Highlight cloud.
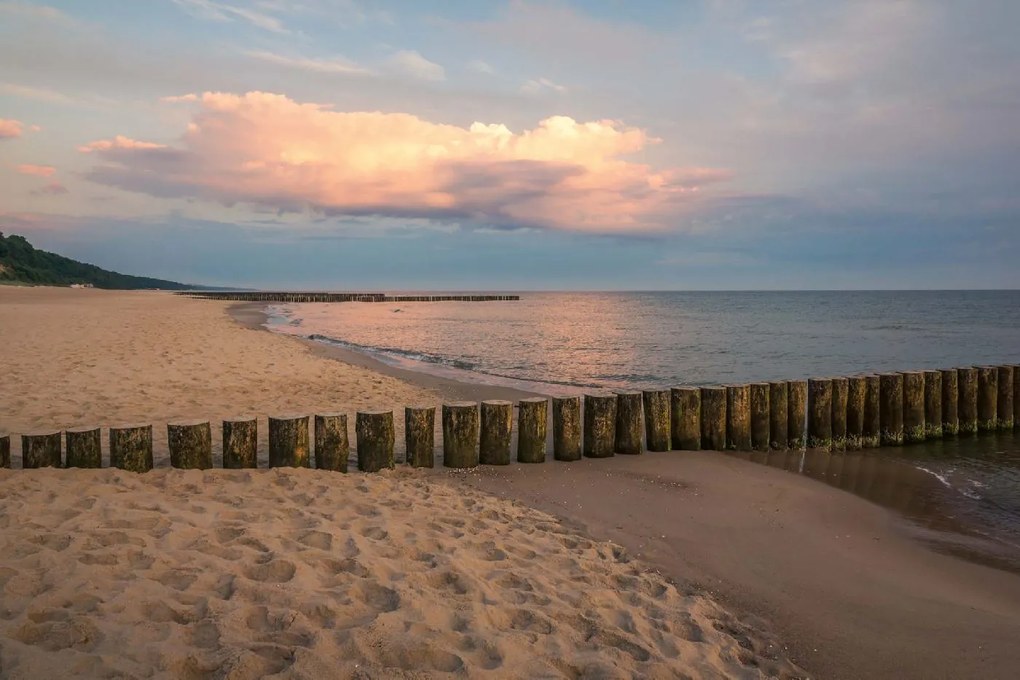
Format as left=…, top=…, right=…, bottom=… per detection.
left=0, top=118, right=24, bottom=139
left=520, top=77, right=566, bottom=95
left=171, top=0, right=288, bottom=33
left=386, top=50, right=445, bottom=82
left=17, top=164, right=56, bottom=177
left=31, top=182, right=68, bottom=195
left=467, top=59, right=494, bottom=75
left=0, top=1, right=69, bottom=22
left=80, top=91, right=730, bottom=233
left=244, top=50, right=371, bottom=76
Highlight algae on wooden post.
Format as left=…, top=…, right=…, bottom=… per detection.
left=442, top=402, right=479, bottom=468
left=768, top=382, right=788, bottom=450
left=901, top=372, right=926, bottom=444
left=750, top=383, right=770, bottom=451
left=615, top=391, right=644, bottom=454
left=671, top=387, right=701, bottom=450
left=552, top=396, right=582, bottom=461
left=110, top=424, right=153, bottom=472
left=846, top=377, right=866, bottom=451
left=957, top=367, right=979, bottom=434
left=787, top=380, right=807, bottom=450
left=726, top=385, right=752, bottom=451
left=517, top=398, right=548, bottom=463
left=66, top=426, right=102, bottom=468
left=479, top=400, right=513, bottom=465
left=976, top=366, right=998, bottom=431
left=700, top=386, right=727, bottom=451
left=807, top=378, right=833, bottom=450
left=642, top=389, right=671, bottom=452
left=268, top=415, right=310, bottom=468
left=862, top=375, right=881, bottom=448
left=315, top=413, right=349, bottom=472
left=923, top=371, right=943, bottom=439
left=830, top=377, right=849, bottom=450
left=996, top=365, right=1014, bottom=430
left=223, top=417, right=257, bottom=469
left=1013, top=365, right=1020, bottom=427
left=22, top=431, right=61, bottom=469
left=0, top=434, right=10, bottom=469
left=405, top=406, right=435, bottom=468
left=940, top=369, right=959, bottom=436
left=583, top=394, right=617, bottom=458
left=879, top=374, right=904, bottom=446
left=168, top=420, right=213, bottom=470
left=356, top=410, right=395, bottom=472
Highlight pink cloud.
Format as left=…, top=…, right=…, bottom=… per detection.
left=17, top=164, right=57, bottom=177
left=31, top=182, right=68, bottom=196
left=0, top=118, right=24, bottom=139
left=81, top=91, right=731, bottom=233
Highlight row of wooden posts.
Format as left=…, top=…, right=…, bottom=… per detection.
left=1, top=364, right=1017, bottom=472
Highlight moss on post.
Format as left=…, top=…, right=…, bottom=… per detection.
left=996, top=365, right=1014, bottom=430
left=615, top=391, right=644, bottom=454
left=552, top=396, right=582, bottom=461
left=726, top=385, right=752, bottom=451
left=830, top=377, right=849, bottom=451
left=700, top=387, right=727, bottom=451
left=807, top=378, right=833, bottom=450
left=405, top=406, right=435, bottom=468
left=846, top=377, right=866, bottom=451
left=671, top=387, right=701, bottom=450
left=940, top=369, right=959, bottom=436
left=315, top=413, right=349, bottom=472
left=862, top=375, right=881, bottom=448
left=879, top=374, right=904, bottom=446
left=268, top=415, right=310, bottom=468
left=976, top=366, right=998, bottom=432
left=583, top=394, right=617, bottom=458
left=901, top=372, right=926, bottom=444
left=787, top=380, right=807, bottom=450
left=769, top=382, right=788, bottom=450
left=957, top=367, right=978, bottom=434
left=923, top=371, right=942, bottom=439
left=168, top=420, right=213, bottom=470
left=110, top=424, right=153, bottom=473
left=356, top=410, right=395, bottom=472
left=443, top=402, right=479, bottom=468
left=479, top=400, right=513, bottom=465
left=517, top=397, right=548, bottom=463
left=0, top=434, right=10, bottom=469
left=642, top=389, right=671, bottom=452
left=66, top=426, right=102, bottom=468
left=750, top=383, right=770, bottom=452
left=223, top=417, right=257, bottom=469
left=22, top=431, right=61, bottom=469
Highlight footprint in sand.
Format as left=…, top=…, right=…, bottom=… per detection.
left=244, top=559, right=297, bottom=583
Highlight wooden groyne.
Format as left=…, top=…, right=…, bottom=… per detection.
left=178, top=291, right=520, bottom=303
left=2, top=363, right=1018, bottom=472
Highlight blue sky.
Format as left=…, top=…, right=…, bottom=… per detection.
left=1, top=0, right=1018, bottom=289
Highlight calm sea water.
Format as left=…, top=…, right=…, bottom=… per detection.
left=265, top=290, right=1020, bottom=572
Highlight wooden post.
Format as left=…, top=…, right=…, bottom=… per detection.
left=923, top=371, right=942, bottom=439
left=480, top=400, right=513, bottom=465
left=1014, top=364, right=1020, bottom=428
left=700, top=386, right=727, bottom=451
left=405, top=406, right=435, bottom=468
left=356, top=411, right=394, bottom=472
left=996, top=365, right=1014, bottom=430
left=615, top=391, right=643, bottom=454
left=750, top=383, right=770, bottom=451
left=168, top=420, right=212, bottom=470
left=863, top=375, right=881, bottom=448
left=0, top=434, right=9, bottom=469
left=807, top=378, right=833, bottom=450
left=768, top=382, right=788, bottom=450
left=110, top=424, right=153, bottom=472
left=443, top=402, right=479, bottom=468
left=901, top=372, right=926, bottom=443
left=726, top=385, right=751, bottom=451
left=787, top=380, right=807, bottom=450
left=642, top=389, right=671, bottom=452
left=940, top=369, right=959, bottom=436
left=552, top=396, right=582, bottom=461
left=846, top=377, right=866, bottom=451
left=957, top=367, right=978, bottom=434
left=315, top=413, right=349, bottom=472
left=583, top=394, right=617, bottom=458
left=66, top=426, right=102, bottom=468
left=830, top=377, right=848, bottom=450
left=223, top=417, right=257, bottom=469
left=22, top=431, right=61, bottom=469
left=671, top=387, right=701, bottom=450
left=879, top=374, right=904, bottom=446
left=976, top=366, right=998, bottom=431
left=517, top=398, right=548, bottom=463
left=268, top=415, right=310, bottom=468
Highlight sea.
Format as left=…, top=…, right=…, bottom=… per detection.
left=264, top=290, right=1020, bottom=573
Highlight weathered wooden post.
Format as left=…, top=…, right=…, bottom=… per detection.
left=787, top=380, right=807, bottom=449
left=22, top=431, right=61, bottom=469
left=356, top=410, right=394, bottom=472
left=480, top=400, right=513, bottom=465
left=405, top=406, right=435, bottom=468
left=615, top=391, right=644, bottom=454
left=700, top=386, right=727, bottom=450
left=901, top=372, right=926, bottom=443
left=940, top=369, right=959, bottom=436
left=110, top=424, right=153, bottom=472
left=879, top=374, right=904, bottom=446
left=976, top=366, right=998, bottom=431
left=996, top=365, right=1014, bottom=430
left=671, top=387, right=701, bottom=450
left=846, top=377, right=866, bottom=451
left=443, top=402, right=479, bottom=468
left=642, top=389, right=671, bottom=452
left=583, top=394, right=617, bottom=458
left=315, top=413, right=349, bottom=472
left=553, top=396, right=582, bottom=461
left=958, top=367, right=979, bottom=434
left=66, top=426, right=102, bottom=468
left=831, top=377, right=849, bottom=450
left=168, top=420, right=212, bottom=470
left=0, top=434, right=9, bottom=469
left=750, top=383, right=770, bottom=451
left=807, top=378, right=833, bottom=450
left=1014, top=364, right=1020, bottom=428
left=517, top=398, right=548, bottom=463
left=863, top=375, right=881, bottom=448
left=769, top=382, right=788, bottom=450
left=923, top=370, right=942, bottom=439
left=268, top=415, right=310, bottom=468
left=726, top=384, right=752, bottom=451
left=223, top=417, right=257, bottom=469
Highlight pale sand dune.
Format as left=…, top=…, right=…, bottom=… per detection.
left=0, top=467, right=786, bottom=679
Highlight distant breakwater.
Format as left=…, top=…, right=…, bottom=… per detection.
left=179, top=291, right=520, bottom=303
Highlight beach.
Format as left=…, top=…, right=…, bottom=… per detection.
left=3, top=287, right=1020, bottom=678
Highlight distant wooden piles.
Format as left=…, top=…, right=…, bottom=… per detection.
left=177, top=292, right=520, bottom=303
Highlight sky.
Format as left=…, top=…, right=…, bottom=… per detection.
left=1, top=0, right=1018, bottom=290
